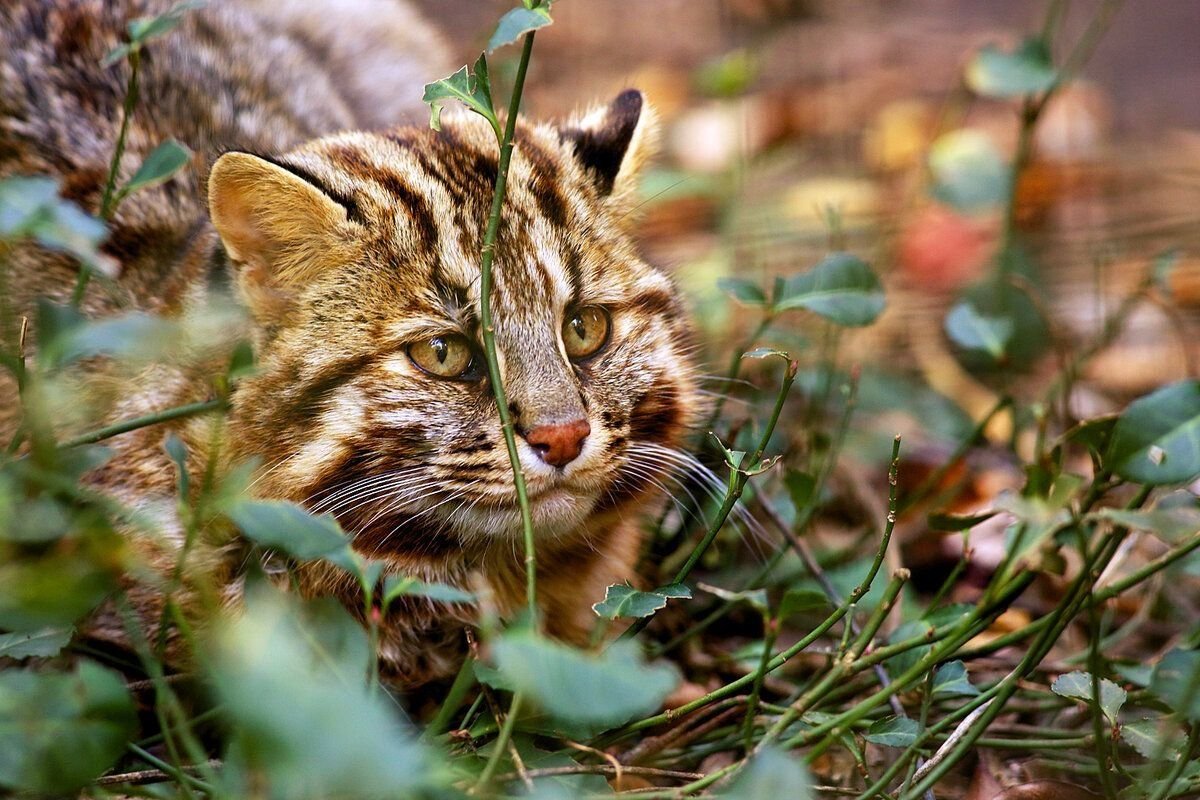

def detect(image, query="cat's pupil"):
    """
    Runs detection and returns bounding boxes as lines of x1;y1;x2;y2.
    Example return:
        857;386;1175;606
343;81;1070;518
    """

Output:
571;317;586;341
431;338;448;363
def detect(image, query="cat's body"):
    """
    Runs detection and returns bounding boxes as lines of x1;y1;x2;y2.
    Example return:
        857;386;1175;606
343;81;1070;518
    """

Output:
1;1;701;686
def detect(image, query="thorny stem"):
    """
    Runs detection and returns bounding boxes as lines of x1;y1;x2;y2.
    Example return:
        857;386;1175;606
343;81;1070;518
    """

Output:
477;30;539;621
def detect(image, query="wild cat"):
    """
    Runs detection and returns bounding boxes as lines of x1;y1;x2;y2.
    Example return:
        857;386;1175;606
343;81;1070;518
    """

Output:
0;0;703;685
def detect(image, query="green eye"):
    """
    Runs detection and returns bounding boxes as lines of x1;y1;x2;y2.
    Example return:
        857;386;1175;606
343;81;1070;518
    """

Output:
408;334;477;379
562;305;611;360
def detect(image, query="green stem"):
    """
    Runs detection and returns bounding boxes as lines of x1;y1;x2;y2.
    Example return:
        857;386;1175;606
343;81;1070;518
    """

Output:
61;398;225;448
425;655;478;740
621;356;796;641
742;614;780;753
477;31;539;621
477;692;524;789
76;49;141;307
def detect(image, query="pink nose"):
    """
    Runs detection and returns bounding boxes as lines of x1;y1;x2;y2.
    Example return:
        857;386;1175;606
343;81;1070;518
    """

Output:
524;419;591;467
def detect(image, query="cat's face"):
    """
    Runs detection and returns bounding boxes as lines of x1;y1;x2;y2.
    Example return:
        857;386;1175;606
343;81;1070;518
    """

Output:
211;92;702;560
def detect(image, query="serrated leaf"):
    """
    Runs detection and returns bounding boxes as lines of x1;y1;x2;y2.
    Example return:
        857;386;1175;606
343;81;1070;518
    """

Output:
0;663;136;794
1149;648;1200;722
491;631;677;736
592;582;690;620
1052;671;1127;725
487;5;553;52
226;499;350;561
718;277;767;306
865;715;921;748
966;38;1057;98
723;747;814;799
932;661;981;698
1106;380;1200;485
382;575;475;607
1120;718;1182;760
929;129;1009;211
0;627;73;660
423;57;499;134
944;300;1013;358
120;139;190;198
775;252;885;326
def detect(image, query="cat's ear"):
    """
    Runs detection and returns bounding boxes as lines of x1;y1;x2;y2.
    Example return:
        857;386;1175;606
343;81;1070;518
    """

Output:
208;152;362;320
560;89;658;210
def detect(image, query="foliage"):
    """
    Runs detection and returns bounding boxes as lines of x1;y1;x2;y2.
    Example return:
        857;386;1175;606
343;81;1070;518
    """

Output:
1;0;1198;798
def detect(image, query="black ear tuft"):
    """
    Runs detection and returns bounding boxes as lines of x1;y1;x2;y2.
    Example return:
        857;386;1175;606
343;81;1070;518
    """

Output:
560;90;644;196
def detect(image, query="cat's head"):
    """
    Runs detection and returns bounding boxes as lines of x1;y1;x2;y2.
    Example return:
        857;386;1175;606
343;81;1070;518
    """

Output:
209;90;702;560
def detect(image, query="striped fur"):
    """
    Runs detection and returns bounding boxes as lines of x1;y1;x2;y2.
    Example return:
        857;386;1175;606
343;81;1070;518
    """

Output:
1;1;702;686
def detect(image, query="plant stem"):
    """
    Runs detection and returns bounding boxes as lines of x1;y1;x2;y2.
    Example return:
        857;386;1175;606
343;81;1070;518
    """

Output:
74;50;140;307
477;692;524;789
621;356;796;641
477;31;539;622
61;398;225;448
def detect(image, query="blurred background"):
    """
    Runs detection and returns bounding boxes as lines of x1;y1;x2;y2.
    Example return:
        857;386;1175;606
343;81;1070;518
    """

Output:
427;0;1200;411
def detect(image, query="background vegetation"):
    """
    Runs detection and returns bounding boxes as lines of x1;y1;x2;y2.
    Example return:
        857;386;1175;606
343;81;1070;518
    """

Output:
1;1;1199;798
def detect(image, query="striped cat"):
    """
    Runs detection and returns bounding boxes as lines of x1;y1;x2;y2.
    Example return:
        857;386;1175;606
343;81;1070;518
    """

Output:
1;1;702;685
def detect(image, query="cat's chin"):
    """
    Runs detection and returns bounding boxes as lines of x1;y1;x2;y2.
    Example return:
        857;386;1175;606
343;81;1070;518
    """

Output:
449;487;599;543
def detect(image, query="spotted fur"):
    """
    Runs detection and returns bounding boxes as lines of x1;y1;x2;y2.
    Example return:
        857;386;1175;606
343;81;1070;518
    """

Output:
1;1;703;686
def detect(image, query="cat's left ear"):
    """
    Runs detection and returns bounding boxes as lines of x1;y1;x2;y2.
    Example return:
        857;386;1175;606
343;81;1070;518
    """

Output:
559;89;658;212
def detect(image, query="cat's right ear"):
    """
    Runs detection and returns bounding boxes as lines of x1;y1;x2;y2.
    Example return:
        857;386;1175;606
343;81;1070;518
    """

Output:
208;152;363;321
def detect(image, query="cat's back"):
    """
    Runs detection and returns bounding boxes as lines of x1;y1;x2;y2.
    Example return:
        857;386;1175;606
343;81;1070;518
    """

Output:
0;0;447;310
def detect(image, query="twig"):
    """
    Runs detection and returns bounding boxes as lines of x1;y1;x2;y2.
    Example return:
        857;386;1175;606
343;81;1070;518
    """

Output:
62;398;225;448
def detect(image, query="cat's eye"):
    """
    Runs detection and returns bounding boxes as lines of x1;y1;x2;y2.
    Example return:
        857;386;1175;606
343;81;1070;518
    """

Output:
562;305;611;360
408;334;478;379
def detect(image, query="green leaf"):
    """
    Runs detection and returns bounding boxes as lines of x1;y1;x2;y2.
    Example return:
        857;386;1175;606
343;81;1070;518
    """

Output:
948;278;1049;371
0;627;73;660
928;509;998;531
1120;718;1182;760
226;499;350;561
779;588;830;618
944;300;1013;359
0;176;106;264
1095;507;1200;544
1051;671;1127;725
592;582;690;619
699;582;769;615
491;630;678;736
932;661;981;699
382;575;475;607
0;663;136;794
718;277;767;306
119;139;190;198
722;747;813;799
928;129;1009;211
694;49;757;98
784;469;816;510
487;5;553;52
775;252;885;326
1153;250;1180;296
208;587;443;797
1149;648;1200;722
40;308;178;369
966;38;1057;98
102;1;207;65
423;56;499;134
865;716;921;748
1106;380;1200;485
